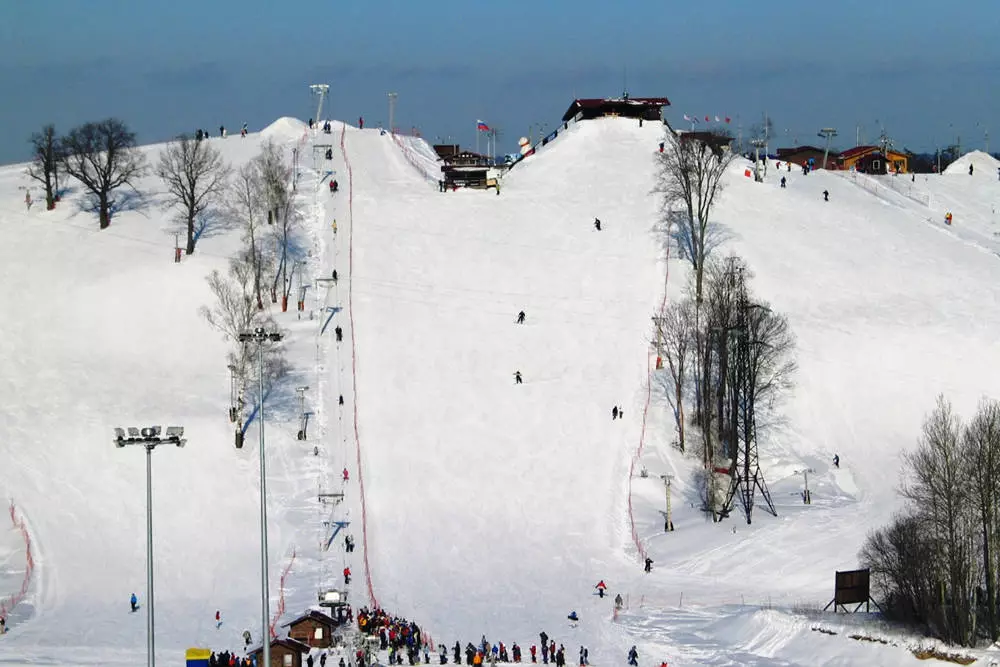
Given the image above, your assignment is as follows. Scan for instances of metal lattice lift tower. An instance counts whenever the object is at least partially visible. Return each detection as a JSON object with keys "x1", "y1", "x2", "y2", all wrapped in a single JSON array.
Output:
[
  {"x1": 722, "y1": 265, "x2": 777, "y2": 525},
  {"x1": 310, "y1": 84, "x2": 330, "y2": 125}
]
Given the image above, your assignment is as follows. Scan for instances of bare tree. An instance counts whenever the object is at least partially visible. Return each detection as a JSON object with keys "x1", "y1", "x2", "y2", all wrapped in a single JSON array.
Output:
[
  {"x1": 962, "y1": 399, "x2": 1000, "y2": 641},
  {"x1": 156, "y1": 134, "x2": 231, "y2": 254},
  {"x1": 254, "y1": 140, "x2": 295, "y2": 305},
  {"x1": 26, "y1": 124, "x2": 62, "y2": 209},
  {"x1": 230, "y1": 162, "x2": 268, "y2": 309},
  {"x1": 60, "y1": 119, "x2": 146, "y2": 229},
  {"x1": 655, "y1": 131, "x2": 736, "y2": 303},
  {"x1": 861, "y1": 513, "x2": 938, "y2": 627},
  {"x1": 201, "y1": 254, "x2": 288, "y2": 420},
  {"x1": 902, "y1": 396, "x2": 978, "y2": 645},
  {"x1": 656, "y1": 299, "x2": 694, "y2": 452}
]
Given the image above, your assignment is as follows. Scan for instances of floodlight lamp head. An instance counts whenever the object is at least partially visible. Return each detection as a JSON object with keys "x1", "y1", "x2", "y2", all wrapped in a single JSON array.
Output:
[
  {"x1": 140, "y1": 427, "x2": 157, "y2": 438},
  {"x1": 254, "y1": 327, "x2": 266, "y2": 336},
  {"x1": 165, "y1": 426, "x2": 184, "y2": 438},
  {"x1": 268, "y1": 332, "x2": 283, "y2": 342}
]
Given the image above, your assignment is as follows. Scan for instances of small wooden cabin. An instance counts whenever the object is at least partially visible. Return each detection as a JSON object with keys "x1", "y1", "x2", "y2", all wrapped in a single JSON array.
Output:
[
  {"x1": 562, "y1": 96, "x2": 671, "y2": 122},
  {"x1": 285, "y1": 610, "x2": 339, "y2": 649},
  {"x1": 250, "y1": 637, "x2": 311, "y2": 667}
]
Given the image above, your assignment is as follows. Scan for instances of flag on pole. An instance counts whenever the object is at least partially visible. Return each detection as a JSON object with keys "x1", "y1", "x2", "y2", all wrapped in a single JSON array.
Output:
[
  {"x1": 683, "y1": 114, "x2": 692, "y2": 122},
  {"x1": 704, "y1": 115, "x2": 710, "y2": 122},
  {"x1": 477, "y1": 120, "x2": 490, "y2": 132},
  {"x1": 715, "y1": 116, "x2": 721, "y2": 122},
  {"x1": 725, "y1": 116, "x2": 731, "y2": 124}
]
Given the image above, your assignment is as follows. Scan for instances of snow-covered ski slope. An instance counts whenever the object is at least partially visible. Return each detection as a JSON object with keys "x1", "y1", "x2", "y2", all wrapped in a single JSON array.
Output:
[{"x1": 1, "y1": 115, "x2": 999, "y2": 666}]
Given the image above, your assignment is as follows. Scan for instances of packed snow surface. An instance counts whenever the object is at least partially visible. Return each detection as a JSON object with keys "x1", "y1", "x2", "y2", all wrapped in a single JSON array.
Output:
[{"x1": 0, "y1": 118, "x2": 997, "y2": 666}]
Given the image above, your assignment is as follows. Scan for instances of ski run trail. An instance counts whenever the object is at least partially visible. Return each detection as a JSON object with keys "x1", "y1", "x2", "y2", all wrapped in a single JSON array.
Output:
[{"x1": 0, "y1": 117, "x2": 998, "y2": 666}]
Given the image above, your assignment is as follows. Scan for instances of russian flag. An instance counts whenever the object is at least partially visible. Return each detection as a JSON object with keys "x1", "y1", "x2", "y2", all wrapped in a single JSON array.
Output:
[{"x1": 477, "y1": 120, "x2": 490, "y2": 132}]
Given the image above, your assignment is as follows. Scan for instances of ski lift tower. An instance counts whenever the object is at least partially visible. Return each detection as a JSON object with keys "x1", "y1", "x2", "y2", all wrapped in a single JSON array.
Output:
[
  {"x1": 388, "y1": 92, "x2": 398, "y2": 135},
  {"x1": 310, "y1": 84, "x2": 330, "y2": 125}
]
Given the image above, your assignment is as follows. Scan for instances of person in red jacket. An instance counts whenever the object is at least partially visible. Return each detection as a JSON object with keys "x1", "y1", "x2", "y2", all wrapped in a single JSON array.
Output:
[
  {"x1": 343, "y1": 467, "x2": 350, "y2": 481},
  {"x1": 344, "y1": 566, "x2": 352, "y2": 585},
  {"x1": 595, "y1": 580, "x2": 607, "y2": 598}
]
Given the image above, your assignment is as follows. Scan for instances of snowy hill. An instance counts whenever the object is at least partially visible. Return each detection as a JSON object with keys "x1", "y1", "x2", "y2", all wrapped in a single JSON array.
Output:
[{"x1": 1, "y1": 117, "x2": 998, "y2": 666}]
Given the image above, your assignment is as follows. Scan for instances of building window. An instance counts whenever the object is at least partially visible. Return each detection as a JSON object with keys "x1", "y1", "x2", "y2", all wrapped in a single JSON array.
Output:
[
  {"x1": 315, "y1": 627, "x2": 324, "y2": 639},
  {"x1": 283, "y1": 655, "x2": 293, "y2": 667},
  {"x1": 872, "y1": 160, "x2": 880, "y2": 171}
]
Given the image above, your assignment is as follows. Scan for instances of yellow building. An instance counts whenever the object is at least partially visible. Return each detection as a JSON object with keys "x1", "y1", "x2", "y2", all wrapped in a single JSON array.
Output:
[{"x1": 837, "y1": 145, "x2": 909, "y2": 174}]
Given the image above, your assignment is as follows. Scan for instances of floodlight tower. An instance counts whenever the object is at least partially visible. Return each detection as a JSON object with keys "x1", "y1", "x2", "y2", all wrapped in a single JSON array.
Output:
[
  {"x1": 818, "y1": 128, "x2": 838, "y2": 169},
  {"x1": 114, "y1": 425, "x2": 187, "y2": 667},
  {"x1": 388, "y1": 92, "x2": 398, "y2": 135},
  {"x1": 237, "y1": 326, "x2": 284, "y2": 667},
  {"x1": 310, "y1": 84, "x2": 330, "y2": 125}
]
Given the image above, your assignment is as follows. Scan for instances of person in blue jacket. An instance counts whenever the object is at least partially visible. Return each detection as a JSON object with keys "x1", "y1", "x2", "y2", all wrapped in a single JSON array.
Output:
[{"x1": 130, "y1": 593, "x2": 138, "y2": 612}]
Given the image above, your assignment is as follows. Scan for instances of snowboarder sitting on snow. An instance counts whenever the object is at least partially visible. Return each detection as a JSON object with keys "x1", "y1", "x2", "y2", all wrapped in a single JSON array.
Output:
[
  {"x1": 130, "y1": 593, "x2": 138, "y2": 612},
  {"x1": 780, "y1": 176, "x2": 786, "y2": 188},
  {"x1": 568, "y1": 611, "x2": 579, "y2": 622},
  {"x1": 945, "y1": 212, "x2": 953, "y2": 226},
  {"x1": 517, "y1": 310, "x2": 526, "y2": 324},
  {"x1": 595, "y1": 580, "x2": 607, "y2": 597}
]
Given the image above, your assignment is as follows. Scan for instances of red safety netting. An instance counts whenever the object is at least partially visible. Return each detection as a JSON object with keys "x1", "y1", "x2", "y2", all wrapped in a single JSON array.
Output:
[
  {"x1": 1, "y1": 501, "x2": 35, "y2": 621},
  {"x1": 340, "y1": 124, "x2": 379, "y2": 611},
  {"x1": 626, "y1": 218, "x2": 672, "y2": 561}
]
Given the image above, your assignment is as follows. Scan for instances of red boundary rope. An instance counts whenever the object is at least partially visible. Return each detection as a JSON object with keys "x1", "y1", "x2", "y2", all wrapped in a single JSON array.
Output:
[
  {"x1": 626, "y1": 210, "x2": 672, "y2": 561},
  {"x1": 340, "y1": 124, "x2": 379, "y2": 610},
  {"x1": 1, "y1": 501, "x2": 35, "y2": 621},
  {"x1": 269, "y1": 549, "x2": 297, "y2": 639}
]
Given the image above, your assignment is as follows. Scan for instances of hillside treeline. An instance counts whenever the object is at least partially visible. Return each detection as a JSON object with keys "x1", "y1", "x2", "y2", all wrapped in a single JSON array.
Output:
[{"x1": 861, "y1": 397, "x2": 1000, "y2": 646}]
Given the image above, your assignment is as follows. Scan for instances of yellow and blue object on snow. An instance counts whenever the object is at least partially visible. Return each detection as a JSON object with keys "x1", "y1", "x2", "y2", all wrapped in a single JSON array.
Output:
[{"x1": 186, "y1": 647, "x2": 211, "y2": 667}]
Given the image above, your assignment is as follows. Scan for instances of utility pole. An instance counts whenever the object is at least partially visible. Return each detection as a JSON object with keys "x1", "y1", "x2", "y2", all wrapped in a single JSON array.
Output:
[
  {"x1": 750, "y1": 139, "x2": 766, "y2": 181},
  {"x1": 818, "y1": 128, "x2": 838, "y2": 169},
  {"x1": 660, "y1": 474, "x2": 675, "y2": 531},
  {"x1": 388, "y1": 92, "x2": 398, "y2": 136},
  {"x1": 802, "y1": 469, "x2": 811, "y2": 504}
]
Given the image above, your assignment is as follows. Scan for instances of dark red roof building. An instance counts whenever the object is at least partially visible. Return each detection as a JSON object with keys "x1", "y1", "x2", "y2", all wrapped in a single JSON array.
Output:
[{"x1": 562, "y1": 96, "x2": 670, "y2": 122}]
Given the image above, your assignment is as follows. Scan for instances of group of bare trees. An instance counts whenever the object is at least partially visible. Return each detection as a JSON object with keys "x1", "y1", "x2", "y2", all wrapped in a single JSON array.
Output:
[
  {"x1": 861, "y1": 397, "x2": 1000, "y2": 646},
  {"x1": 653, "y1": 131, "x2": 796, "y2": 513},
  {"x1": 27, "y1": 119, "x2": 145, "y2": 225},
  {"x1": 201, "y1": 139, "x2": 298, "y2": 426},
  {"x1": 656, "y1": 259, "x2": 795, "y2": 462}
]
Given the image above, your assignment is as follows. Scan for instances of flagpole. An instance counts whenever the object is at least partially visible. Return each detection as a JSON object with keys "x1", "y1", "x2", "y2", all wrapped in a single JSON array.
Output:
[{"x1": 476, "y1": 122, "x2": 480, "y2": 156}]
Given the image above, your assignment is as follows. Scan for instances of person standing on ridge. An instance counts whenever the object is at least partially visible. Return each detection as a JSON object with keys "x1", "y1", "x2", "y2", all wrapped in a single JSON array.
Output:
[
  {"x1": 517, "y1": 310, "x2": 526, "y2": 324},
  {"x1": 514, "y1": 371, "x2": 523, "y2": 385},
  {"x1": 359, "y1": 117, "x2": 364, "y2": 129}
]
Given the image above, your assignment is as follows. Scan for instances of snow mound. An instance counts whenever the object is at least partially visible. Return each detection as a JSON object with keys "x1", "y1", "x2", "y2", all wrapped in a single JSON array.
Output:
[
  {"x1": 943, "y1": 149, "x2": 1000, "y2": 175},
  {"x1": 260, "y1": 116, "x2": 308, "y2": 141}
]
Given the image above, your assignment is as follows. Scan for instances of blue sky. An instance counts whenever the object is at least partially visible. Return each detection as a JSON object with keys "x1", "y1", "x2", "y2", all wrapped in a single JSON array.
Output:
[{"x1": 1, "y1": 0, "x2": 997, "y2": 164}]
